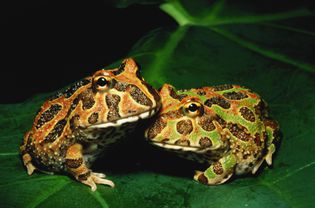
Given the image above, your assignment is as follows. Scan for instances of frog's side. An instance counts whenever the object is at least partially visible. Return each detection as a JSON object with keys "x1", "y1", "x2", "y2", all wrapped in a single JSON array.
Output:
[
  {"x1": 20, "y1": 58, "x2": 160, "y2": 191},
  {"x1": 145, "y1": 84, "x2": 279, "y2": 185}
]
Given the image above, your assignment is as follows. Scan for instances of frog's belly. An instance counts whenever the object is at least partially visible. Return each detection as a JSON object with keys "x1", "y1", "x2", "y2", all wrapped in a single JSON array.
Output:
[{"x1": 81, "y1": 122, "x2": 137, "y2": 166}]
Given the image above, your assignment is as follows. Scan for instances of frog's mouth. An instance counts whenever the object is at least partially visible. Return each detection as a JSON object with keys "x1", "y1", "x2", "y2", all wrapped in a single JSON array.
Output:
[
  {"x1": 88, "y1": 108, "x2": 158, "y2": 129},
  {"x1": 149, "y1": 139, "x2": 219, "y2": 153},
  {"x1": 152, "y1": 141, "x2": 202, "y2": 152}
]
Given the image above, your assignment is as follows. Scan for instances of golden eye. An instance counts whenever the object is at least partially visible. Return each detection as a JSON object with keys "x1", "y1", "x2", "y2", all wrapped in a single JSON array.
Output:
[
  {"x1": 183, "y1": 101, "x2": 203, "y2": 117},
  {"x1": 93, "y1": 76, "x2": 110, "y2": 91}
]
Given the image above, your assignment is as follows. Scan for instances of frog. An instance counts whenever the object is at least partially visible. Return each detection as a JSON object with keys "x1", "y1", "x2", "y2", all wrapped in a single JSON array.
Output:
[
  {"x1": 20, "y1": 58, "x2": 161, "y2": 191},
  {"x1": 145, "y1": 84, "x2": 279, "y2": 185}
]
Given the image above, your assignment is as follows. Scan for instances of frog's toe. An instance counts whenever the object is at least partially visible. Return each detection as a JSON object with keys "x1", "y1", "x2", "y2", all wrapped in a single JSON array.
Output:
[
  {"x1": 80, "y1": 173, "x2": 115, "y2": 191},
  {"x1": 91, "y1": 173, "x2": 115, "y2": 188},
  {"x1": 26, "y1": 163, "x2": 36, "y2": 175},
  {"x1": 92, "y1": 172, "x2": 106, "y2": 178},
  {"x1": 81, "y1": 177, "x2": 98, "y2": 191},
  {"x1": 22, "y1": 153, "x2": 36, "y2": 175}
]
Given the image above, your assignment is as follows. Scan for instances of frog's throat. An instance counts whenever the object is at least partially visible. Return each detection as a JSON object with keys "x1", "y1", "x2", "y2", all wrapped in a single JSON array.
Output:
[{"x1": 88, "y1": 108, "x2": 157, "y2": 129}]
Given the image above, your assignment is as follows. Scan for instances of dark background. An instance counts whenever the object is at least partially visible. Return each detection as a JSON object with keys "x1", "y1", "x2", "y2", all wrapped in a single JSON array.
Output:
[
  {"x1": 1, "y1": 1, "x2": 313, "y2": 104},
  {"x1": 0, "y1": 0, "x2": 174, "y2": 103}
]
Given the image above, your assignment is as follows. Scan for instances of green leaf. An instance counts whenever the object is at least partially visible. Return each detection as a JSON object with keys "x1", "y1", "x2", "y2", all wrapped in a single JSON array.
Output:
[{"x1": 1, "y1": 0, "x2": 315, "y2": 207}]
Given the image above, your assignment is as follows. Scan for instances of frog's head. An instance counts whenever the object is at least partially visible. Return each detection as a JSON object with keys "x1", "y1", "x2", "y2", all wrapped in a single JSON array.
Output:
[
  {"x1": 70, "y1": 58, "x2": 161, "y2": 130},
  {"x1": 145, "y1": 84, "x2": 225, "y2": 151}
]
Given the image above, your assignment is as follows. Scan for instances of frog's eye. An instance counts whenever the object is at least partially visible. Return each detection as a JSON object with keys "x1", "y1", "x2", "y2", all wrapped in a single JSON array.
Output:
[
  {"x1": 97, "y1": 77, "x2": 108, "y2": 87},
  {"x1": 183, "y1": 101, "x2": 203, "y2": 117},
  {"x1": 93, "y1": 76, "x2": 110, "y2": 91}
]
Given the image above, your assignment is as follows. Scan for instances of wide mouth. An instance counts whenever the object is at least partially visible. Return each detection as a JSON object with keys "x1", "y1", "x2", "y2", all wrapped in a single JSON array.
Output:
[
  {"x1": 151, "y1": 141, "x2": 206, "y2": 152},
  {"x1": 149, "y1": 139, "x2": 218, "y2": 153},
  {"x1": 88, "y1": 108, "x2": 158, "y2": 129}
]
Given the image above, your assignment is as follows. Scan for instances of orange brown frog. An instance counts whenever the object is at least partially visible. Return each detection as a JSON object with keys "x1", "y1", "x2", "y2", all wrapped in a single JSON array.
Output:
[{"x1": 20, "y1": 58, "x2": 160, "y2": 191}]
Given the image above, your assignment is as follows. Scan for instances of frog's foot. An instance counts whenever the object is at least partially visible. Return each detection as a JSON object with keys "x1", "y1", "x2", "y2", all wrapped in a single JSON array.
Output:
[
  {"x1": 22, "y1": 153, "x2": 36, "y2": 175},
  {"x1": 193, "y1": 154, "x2": 236, "y2": 185},
  {"x1": 80, "y1": 172, "x2": 115, "y2": 191},
  {"x1": 66, "y1": 143, "x2": 115, "y2": 191}
]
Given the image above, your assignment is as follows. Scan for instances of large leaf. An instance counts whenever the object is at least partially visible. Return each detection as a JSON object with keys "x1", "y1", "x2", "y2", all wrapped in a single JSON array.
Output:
[{"x1": 1, "y1": 0, "x2": 315, "y2": 207}]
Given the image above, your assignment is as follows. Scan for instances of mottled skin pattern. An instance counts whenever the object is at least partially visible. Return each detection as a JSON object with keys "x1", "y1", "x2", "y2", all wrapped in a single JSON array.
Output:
[
  {"x1": 20, "y1": 58, "x2": 161, "y2": 191},
  {"x1": 145, "y1": 84, "x2": 279, "y2": 185}
]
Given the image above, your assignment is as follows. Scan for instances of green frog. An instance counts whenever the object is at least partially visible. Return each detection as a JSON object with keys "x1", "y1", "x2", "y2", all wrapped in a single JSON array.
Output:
[{"x1": 145, "y1": 84, "x2": 279, "y2": 185}]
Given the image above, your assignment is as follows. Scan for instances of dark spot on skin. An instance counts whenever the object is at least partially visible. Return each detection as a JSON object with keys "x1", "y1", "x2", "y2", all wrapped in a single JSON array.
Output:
[
  {"x1": 223, "y1": 91, "x2": 248, "y2": 100},
  {"x1": 70, "y1": 115, "x2": 80, "y2": 131},
  {"x1": 113, "y1": 62, "x2": 125, "y2": 75},
  {"x1": 50, "y1": 79, "x2": 91, "y2": 100},
  {"x1": 198, "y1": 173, "x2": 209, "y2": 184},
  {"x1": 78, "y1": 171, "x2": 91, "y2": 181},
  {"x1": 43, "y1": 119, "x2": 67, "y2": 143},
  {"x1": 36, "y1": 104, "x2": 62, "y2": 129},
  {"x1": 146, "y1": 118, "x2": 167, "y2": 139},
  {"x1": 213, "y1": 162, "x2": 224, "y2": 175},
  {"x1": 112, "y1": 79, "x2": 129, "y2": 92},
  {"x1": 66, "y1": 158, "x2": 83, "y2": 169},
  {"x1": 169, "y1": 87, "x2": 187, "y2": 101},
  {"x1": 65, "y1": 79, "x2": 91, "y2": 98},
  {"x1": 204, "y1": 97, "x2": 231, "y2": 109},
  {"x1": 141, "y1": 81, "x2": 161, "y2": 104},
  {"x1": 254, "y1": 133, "x2": 262, "y2": 146},
  {"x1": 175, "y1": 139, "x2": 190, "y2": 146},
  {"x1": 80, "y1": 88, "x2": 95, "y2": 110},
  {"x1": 198, "y1": 116, "x2": 215, "y2": 131},
  {"x1": 199, "y1": 137, "x2": 213, "y2": 148},
  {"x1": 197, "y1": 90, "x2": 206, "y2": 96},
  {"x1": 213, "y1": 84, "x2": 233, "y2": 91},
  {"x1": 215, "y1": 116, "x2": 227, "y2": 128},
  {"x1": 162, "y1": 110, "x2": 183, "y2": 120},
  {"x1": 254, "y1": 100, "x2": 268, "y2": 118},
  {"x1": 227, "y1": 123, "x2": 251, "y2": 141},
  {"x1": 176, "y1": 119, "x2": 193, "y2": 135},
  {"x1": 88, "y1": 112, "x2": 99, "y2": 124},
  {"x1": 240, "y1": 107, "x2": 255, "y2": 122},
  {"x1": 25, "y1": 134, "x2": 35, "y2": 155},
  {"x1": 106, "y1": 94, "x2": 121, "y2": 121},
  {"x1": 243, "y1": 154, "x2": 249, "y2": 160},
  {"x1": 130, "y1": 85, "x2": 152, "y2": 106},
  {"x1": 263, "y1": 119, "x2": 279, "y2": 133}
]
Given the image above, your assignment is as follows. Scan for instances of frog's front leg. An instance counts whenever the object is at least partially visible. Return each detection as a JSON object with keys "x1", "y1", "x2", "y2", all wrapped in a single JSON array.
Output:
[
  {"x1": 65, "y1": 143, "x2": 115, "y2": 191},
  {"x1": 194, "y1": 154, "x2": 237, "y2": 185}
]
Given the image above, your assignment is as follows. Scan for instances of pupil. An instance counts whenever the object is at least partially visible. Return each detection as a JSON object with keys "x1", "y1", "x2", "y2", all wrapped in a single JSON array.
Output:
[
  {"x1": 97, "y1": 77, "x2": 107, "y2": 86},
  {"x1": 188, "y1": 103, "x2": 198, "y2": 112}
]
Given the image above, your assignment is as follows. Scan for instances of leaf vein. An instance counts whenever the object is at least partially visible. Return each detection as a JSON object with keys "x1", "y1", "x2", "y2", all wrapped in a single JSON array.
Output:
[
  {"x1": 210, "y1": 27, "x2": 315, "y2": 73},
  {"x1": 272, "y1": 161, "x2": 315, "y2": 184}
]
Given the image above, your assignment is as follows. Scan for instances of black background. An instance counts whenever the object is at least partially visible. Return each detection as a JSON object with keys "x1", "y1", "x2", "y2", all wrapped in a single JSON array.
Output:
[
  {"x1": 0, "y1": 1, "x2": 174, "y2": 103},
  {"x1": 1, "y1": 1, "x2": 313, "y2": 103}
]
